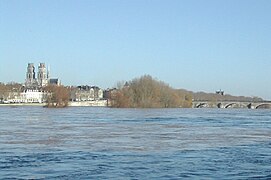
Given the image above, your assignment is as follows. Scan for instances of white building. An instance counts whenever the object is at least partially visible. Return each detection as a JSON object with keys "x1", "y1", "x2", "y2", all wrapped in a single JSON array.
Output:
[
  {"x1": 20, "y1": 89, "x2": 47, "y2": 103},
  {"x1": 4, "y1": 89, "x2": 47, "y2": 103}
]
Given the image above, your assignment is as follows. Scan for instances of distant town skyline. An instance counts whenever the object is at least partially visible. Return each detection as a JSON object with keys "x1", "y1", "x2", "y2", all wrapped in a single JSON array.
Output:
[{"x1": 0, "y1": 0, "x2": 271, "y2": 100}]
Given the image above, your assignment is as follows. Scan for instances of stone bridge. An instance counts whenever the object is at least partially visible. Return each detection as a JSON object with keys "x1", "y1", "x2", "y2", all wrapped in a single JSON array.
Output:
[{"x1": 192, "y1": 100, "x2": 271, "y2": 109}]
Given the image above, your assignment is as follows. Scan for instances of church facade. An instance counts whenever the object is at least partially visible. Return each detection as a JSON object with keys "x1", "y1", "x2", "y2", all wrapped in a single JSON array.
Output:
[
  {"x1": 25, "y1": 63, "x2": 60, "y2": 88},
  {"x1": 25, "y1": 63, "x2": 49, "y2": 87}
]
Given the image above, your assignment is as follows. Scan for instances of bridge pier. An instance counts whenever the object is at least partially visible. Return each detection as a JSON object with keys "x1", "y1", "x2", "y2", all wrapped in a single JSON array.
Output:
[
  {"x1": 247, "y1": 103, "x2": 253, "y2": 109},
  {"x1": 217, "y1": 103, "x2": 223, "y2": 108}
]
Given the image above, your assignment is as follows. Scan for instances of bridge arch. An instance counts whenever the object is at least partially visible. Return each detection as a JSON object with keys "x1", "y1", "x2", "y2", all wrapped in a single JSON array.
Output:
[
  {"x1": 255, "y1": 104, "x2": 271, "y2": 109},
  {"x1": 225, "y1": 103, "x2": 237, "y2": 108},
  {"x1": 196, "y1": 103, "x2": 208, "y2": 108},
  {"x1": 224, "y1": 103, "x2": 248, "y2": 108}
]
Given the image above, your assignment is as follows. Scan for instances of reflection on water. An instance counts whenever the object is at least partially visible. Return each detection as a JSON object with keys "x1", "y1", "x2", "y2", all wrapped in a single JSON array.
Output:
[{"x1": 0, "y1": 107, "x2": 270, "y2": 179}]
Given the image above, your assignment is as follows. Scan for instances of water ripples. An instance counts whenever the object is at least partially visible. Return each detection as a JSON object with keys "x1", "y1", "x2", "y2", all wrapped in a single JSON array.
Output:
[{"x1": 0, "y1": 107, "x2": 270, "y2": 179}]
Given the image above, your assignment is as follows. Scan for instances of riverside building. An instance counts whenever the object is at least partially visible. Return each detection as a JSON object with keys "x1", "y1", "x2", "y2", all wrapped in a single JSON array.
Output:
[
  {"x1": 18, "y1": 63, "x2": 58, "y2": 103},
  {"x1": 23, "y1": 62, "x2": 60, "y2": 103},
  {"x1": 70, "y1": 85, "x2": 103, "y2": 102}
]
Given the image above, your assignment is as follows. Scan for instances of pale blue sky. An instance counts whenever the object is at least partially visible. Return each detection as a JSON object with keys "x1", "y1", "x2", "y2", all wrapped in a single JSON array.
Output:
[{"x1": 0, "y1": 0, "x2": 270, "y2": 99}]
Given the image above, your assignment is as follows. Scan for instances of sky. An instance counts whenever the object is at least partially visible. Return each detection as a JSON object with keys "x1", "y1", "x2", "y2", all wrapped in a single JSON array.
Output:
[{"x1": 0, "y1": 0, "x2": 270, "y2": 100}]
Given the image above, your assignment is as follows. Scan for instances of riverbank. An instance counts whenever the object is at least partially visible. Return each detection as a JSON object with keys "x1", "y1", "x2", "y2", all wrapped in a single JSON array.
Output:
[
  {"x1": 0, "y1": 100, "x2": 108, "y2": 107},
  {"x1": 0, "y1": 103, "x2": 46, "y2": 106}
]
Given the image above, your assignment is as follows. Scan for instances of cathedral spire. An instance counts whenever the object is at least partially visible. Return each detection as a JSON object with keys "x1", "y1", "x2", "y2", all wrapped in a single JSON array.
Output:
[{"x1": 47, "y1": 64, "x2": 50, "y2": 79}]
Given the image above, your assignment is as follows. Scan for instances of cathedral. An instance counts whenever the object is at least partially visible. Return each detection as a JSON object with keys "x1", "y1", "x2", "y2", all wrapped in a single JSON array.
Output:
[{"x1": 25, "y1": 63, "x2": 60, "y2": 88}]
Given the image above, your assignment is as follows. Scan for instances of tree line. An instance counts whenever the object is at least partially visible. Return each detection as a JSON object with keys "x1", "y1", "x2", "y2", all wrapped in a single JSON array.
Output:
[{"x1": 110, "y1": 75, "x2": 192, "y2": 108}]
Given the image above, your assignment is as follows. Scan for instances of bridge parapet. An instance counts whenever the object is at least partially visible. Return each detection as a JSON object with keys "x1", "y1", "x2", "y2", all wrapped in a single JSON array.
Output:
[{"x1": 192, "y1": 100, "x2": 271, "y2": 109}]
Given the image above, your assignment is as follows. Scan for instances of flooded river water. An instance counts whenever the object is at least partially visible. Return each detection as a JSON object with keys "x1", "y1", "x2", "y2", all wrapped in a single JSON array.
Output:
[{"x1": 0, "y1": 107, "x2": 270, "y2": 179}]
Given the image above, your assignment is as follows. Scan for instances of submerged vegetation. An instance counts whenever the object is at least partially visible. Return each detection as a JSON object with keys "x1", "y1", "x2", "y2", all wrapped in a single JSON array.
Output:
[
  {"x1": 111, "y1": 75, "x2": 192, "y2": 108},
  {"x1": 43, "y1": 85, "x2": 70, "y2": 108}
]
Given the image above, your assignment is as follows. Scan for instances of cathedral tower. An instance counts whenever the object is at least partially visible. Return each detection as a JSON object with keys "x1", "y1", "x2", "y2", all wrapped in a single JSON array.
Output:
[
  {"x1": 25, "y1": 63, "x2": 36, "y2": 87},
  {"x1": 38, "y1": 63, "x2": 48, "y2": 87}
]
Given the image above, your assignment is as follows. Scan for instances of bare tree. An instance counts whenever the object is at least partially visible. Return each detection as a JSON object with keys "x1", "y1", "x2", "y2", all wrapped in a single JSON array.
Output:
[
  {"x1": 44, "y1": 85, "x2": 70, "y2": 108},
  {"x1": 111, "y1": 75, "x2": 193, "y2": 108}
]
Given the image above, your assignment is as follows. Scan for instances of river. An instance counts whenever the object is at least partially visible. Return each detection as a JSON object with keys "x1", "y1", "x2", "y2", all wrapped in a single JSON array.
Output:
[{"x1": 0, "y1": 107, "x2": 270, "y2": 179}]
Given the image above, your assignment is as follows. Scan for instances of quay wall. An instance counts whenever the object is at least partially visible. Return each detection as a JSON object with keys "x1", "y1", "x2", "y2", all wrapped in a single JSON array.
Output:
[
  {"x1": 0, "y1": 103, "x2": 46, "y2": 106},
  {"x1": 0, "y1": 100, "x2": 108, "y2": 107},
  {"x1": 69, "y1": 100, "x2": 108, "y2": 107}
]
